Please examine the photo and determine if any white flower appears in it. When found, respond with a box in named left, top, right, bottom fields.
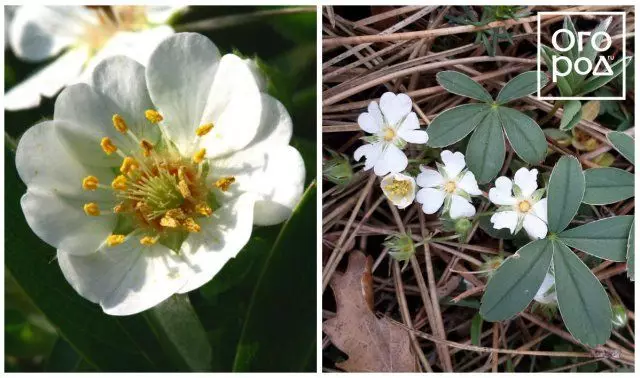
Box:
left=353, top=92, right=428, bottom=176
left=15, top=33, right=305, bottom=315
left=489, top=168, right=548, bottom=240
left=533, top=273, right=557, bottom=305
left=415, top=150, right=482, bottom=219
left=380, top=173, right=416, bottom=209
left=5, top=5, right=186, bottom=111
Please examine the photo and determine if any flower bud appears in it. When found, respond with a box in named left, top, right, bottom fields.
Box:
left=611, top=303, right=628, bottom=329
left=384, top=233, right=415, bottom=262
left=454, top=218, right=472, bottom=238
left=323, top=150, right=353, bottom=187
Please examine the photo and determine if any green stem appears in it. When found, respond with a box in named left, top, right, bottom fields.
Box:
left=539, top=100, right=564, bottom=125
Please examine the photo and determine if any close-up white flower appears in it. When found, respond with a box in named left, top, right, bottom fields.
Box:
left=380, top=172, right=416, bottom=209
left=5, top=5, right=186, bottom=111
left=533, top=273, right=557, bottom=305
left=15, top=32, right=305, bottom=316
left=415, top=150, right=482, bottom=219
left=353, top=92, right=428, bottom=176
left=488, top=168, right=548, bottom=240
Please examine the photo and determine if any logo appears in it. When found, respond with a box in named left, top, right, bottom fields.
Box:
left=537, top=12, right=626, bottom=100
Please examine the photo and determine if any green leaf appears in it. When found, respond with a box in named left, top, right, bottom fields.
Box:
left=496, top=71, right=548, bottom=104
left=465, top=110, right=505, bottom=184
left=146, top=295, right=212, bottom=372
left=547, top=156, right=585, bottom=233
left=426, top=103, right=492, bottom=147
left=627, top=220, right=634, bottom=281
left=577, top=57, right=632, bottom=96
left=562, top=16, right=579, bottom=62
left=436, top=70, right=494, bottom=102
left=558, top=215, right=634, bottom=262
left=541, top=45, right=573, bottom=96
left=583, top=167, right=634, bottom=205
left=470, top=313, right=483, bottom=346
left=607, top=131, right=635, bottom=165
left=559, top=100, right=582, bottom=131
left=552, top=240, right=612, bottom=347
left=497, top=107, right=547, bottom=164
left=580, top=16, right=612, bottom=65
left=480, top=239, right=554, bottom=321
left=233, top=182, right=316, bottom=371
left=46, top=338, right=87, bottom=372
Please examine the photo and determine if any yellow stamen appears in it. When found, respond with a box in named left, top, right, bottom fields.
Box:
left=184, top=217, right=201, bottom=233
left=195, top=202, right=213, bottom=217
left=106, top=234, right=126, bottom=246
left=83, top=202, right=100, bottom=216
left=192, top=148, right=206, bottom=164
left=82, top=176, right=99, bottom=191
left=195, top=123, right=214, bottom=137
left=100, top=137, right=117, bottom=155
left=140, top=235, right=158, bottom=246
left=444, top=181, right=456, bottom=193
left=144, top=109, right=163, bottom=124
left=178, top=179, right=191, bottom=199
left=166, top=208, right=186, bottom=220
left=113, top=203, right=126, bottom=213
left=120, top=157, right=139, bottom=174
left=160, top=215, right=180, bottom=228
left=140, top=139, right=153, bottom=157
left=112, top=114, right=128, bottom=133
left=385, top=179, right=411, bottom=197
left=383, top=127, right=396, bottom=142
left=111, top=175, right=128, bottom=191
left=215, top=176, right=235, bottom=192
left=518, top=200, right=532, bottom=213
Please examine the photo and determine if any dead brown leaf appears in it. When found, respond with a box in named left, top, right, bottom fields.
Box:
left=323, top=251, right=416, bottom=372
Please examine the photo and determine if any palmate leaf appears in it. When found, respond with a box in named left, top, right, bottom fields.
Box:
left=496, top=71, right=548, bottom=104
left=558, top=215, right=634, bottom=262
left=547, top=156, right=585, bottom=233
left=436, top=70, right=493, bottom=102
left=540, top=45, right=573, bottom=96
left=465, top=110, right=505, bottom=184
left=627, top=220, right=635, bottom=281
left=497, top=106, right=547, bottom=164
left=607, top=131, right=635, bottom=164
left=583, top=167, right=634, bottom=205
left=577, top=57, right=633, bottom=96
left=480, top=239, right=554, bottom=321
left=426, top=103, right=492, bottom=147
left=553, top=240, right=612, bottom=347
left=559, top=100, right=582, bottom=131
left=580, top=16, right=613, bottom=66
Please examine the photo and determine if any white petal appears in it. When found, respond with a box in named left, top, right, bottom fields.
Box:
left=142, top=5, right=187, bottom=24
left=4, top=47, right=89, bottom=111
left=457, top=171, right=482, bottom=196
left=241, top=58, right=267, bottom=92
left=367, top=101, right=384, bottom=129
left=57, top=237, right=191, bottom=316
left=79, top=26, right=175, bottom=84
left=534, top=273, right=557, bottom=304
left=514, top=167, right=539, bottom=198
left=416, top=188, right=446, bottom=215
left=531, top=198, right=548, bottom=224
left=9, top=5, right=90, bottom=61
left=357, top=112, right=382, bottom=134
left=379, top=92, right=412, bottom=126
left=177, top=194, right=255, bottom=293
left=373, top=144, right=408, bottom=176
left=397, top=113, right=428, bottom=144
left=416, top=168, right=444, bottom=188
left=381, top=173, right=416, bottom=209
left=490, top=211, right=519, bottom=234
left=240, top=93, right=292, bottom=152
left=198, top=54, right=263, bottom=158
left=440, top=150, right=467, bottom=178
left=523, top=213, right=548, bottom=240
left=449, top=195, right=476, bottom=219
left=489, top=176, right=517, bottom=206
left=354, top=142, right=384, bottom=172
left=146, top=33, right=221, bottom=153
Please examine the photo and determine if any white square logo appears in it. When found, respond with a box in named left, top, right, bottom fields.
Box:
left=537, top=11, right=627, bottom=100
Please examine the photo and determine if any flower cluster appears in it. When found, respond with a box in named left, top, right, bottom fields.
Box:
left=353, top=92, right=549, bottom=240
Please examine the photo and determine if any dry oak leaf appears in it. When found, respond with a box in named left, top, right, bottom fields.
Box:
left=323, top=250, right=416, bottom=372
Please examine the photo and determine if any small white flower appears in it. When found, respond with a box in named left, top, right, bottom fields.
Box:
left=533, top=273, right=557, bottom=305
left=415, top=150, right=482, bottom=219
left=489, top=168, right=548, bottom=240
left=380, top=173, right=416, bottom=209
left=354, top=92, right=428, bottom=176
left=16, top=33, right=305, bottom=315
left=5, top=5, right=186, bottom=111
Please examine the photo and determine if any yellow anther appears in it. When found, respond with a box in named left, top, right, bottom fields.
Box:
left=106, top=234, right=126, bottom=247
left=120, top=157, right=139, bottom=174
left=444, top=181, right=456, bottom=193
left=82, top=176, right=99, bottom=191
left=166, top=208, right=186, bottom=220
left=215, top=176, right=235, bottom=192
left=178, top=179, right=191, bottom=199
left=160, top=215, right=180, bottom=228
left=144, top=109, right=163, bottom=124
left=385, top=179, right=411, bottom=197
left=83, top=202, right=100, bottom=216
left=518, top=200, right=532, bottom=213
left=184, top=217, right=201, bottom=233
left=111, top=175, right=128, bottom=191
left=100, top=137, right=117, bottom=155
left=113, top=203, right=126, bottom=213
left=195, top=123, right=214, bottom=137
left=383, top=127, right=396, bottom=142
left=140, top=235, right=158, bottom=246
left=192, top=148, right=206, bottom=164
left=195, top=202, right=213, bottom=217
left=140, top=139, right=153, bottom=157
left=112, top=114, right=128, bottom=133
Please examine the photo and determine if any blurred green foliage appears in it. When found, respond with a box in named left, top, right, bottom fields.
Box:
left=4, top=6, right=316, bottom=372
